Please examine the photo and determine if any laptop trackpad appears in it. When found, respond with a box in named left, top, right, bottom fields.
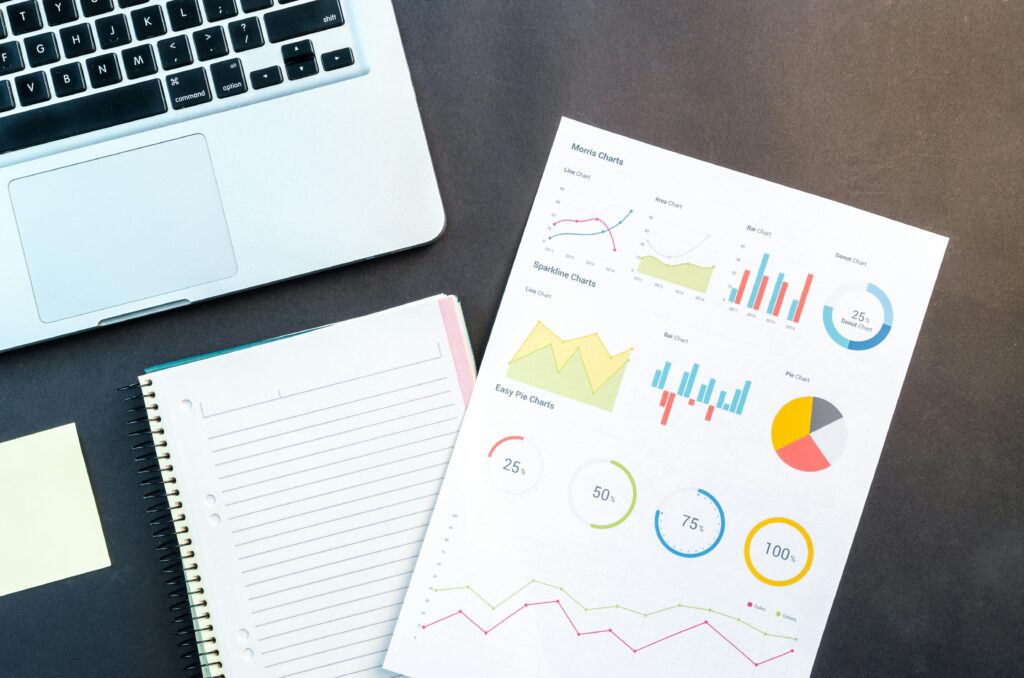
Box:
left=10, top=135, right=237, bottom=323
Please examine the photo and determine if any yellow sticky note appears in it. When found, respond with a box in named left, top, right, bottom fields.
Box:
left=0, top=423, right=110, bottom=597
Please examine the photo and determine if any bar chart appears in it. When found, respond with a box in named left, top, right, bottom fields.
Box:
left=650, top=360, right=752, bottom=424
left=728, top=251, right=814, bottom=323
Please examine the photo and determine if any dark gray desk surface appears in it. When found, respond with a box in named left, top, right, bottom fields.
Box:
left=2, top=2, right=1022, bottom=676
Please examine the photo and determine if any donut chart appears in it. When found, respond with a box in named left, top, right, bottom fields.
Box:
left=823, top=282, right=893, bottom=351
left=654, top=488, right=726, bottom=558
left=771, top=397, right=846, bottom=472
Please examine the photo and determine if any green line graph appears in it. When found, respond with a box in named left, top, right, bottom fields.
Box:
left=431, top=579, right=798, bottom=641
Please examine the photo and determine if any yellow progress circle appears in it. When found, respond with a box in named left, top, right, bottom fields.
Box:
left=744, top=517, right=814, bottom=587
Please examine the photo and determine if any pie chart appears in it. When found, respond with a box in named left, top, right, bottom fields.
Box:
left=771, top=397, right=846, bottom=472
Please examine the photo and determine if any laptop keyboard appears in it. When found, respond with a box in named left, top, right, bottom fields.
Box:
left=0, top=0, right=362, bottom=157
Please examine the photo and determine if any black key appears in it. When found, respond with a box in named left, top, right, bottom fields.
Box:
left=59, top=22, right=93, bottom=57
left=284, top=55, right=314, bottom=80
left=227, top=16, right=261, bottom=52
left=50, top=61, right=84, bottom=96
left=166, top=0, right=200, bottom=31
left=86, top=51, right=120, bottom=87
left=7, top=1, right=42, bottom=35
left=122, top=43, right=155, bottom=78
left=239, top=0, right=270, bottom=12
left=192, top=25, right=226, bottom=61
left=281, top=38, right=311, bottom=63
left=96, top=14, right=129, bottom=49
left=0, top=79, right=166, bottom=153
left=202, top=0, right=235, bottom=21
left=41, top=0, right=75, bottom=25
left=130, top=5, right=164, bottom=39
left=166, top=65, right=209, bottom=109
left=80, top=0, right=112, bottom=17
left=0, top=15, right=6, bottom=40
left=0, top=41, right=23, bottom=74
left=264, top=0, right=342, bottom=44
left=24, top=31, right=57, bottom=66
left=157, top=34, right=191, bottom=69
left=14, top=70, right=47, bottom=105
left=321, top=46, right=352, bottom=71
left=118, top=0, right=146, bottom=6
left=250, top=64, right=279, bottom=89
left=209, top=56, right=243, bottom=98
left=0, top=80, right=13, bottom=110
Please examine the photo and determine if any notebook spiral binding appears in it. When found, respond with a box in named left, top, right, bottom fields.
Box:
left=122, top=379, right=225, bottom=678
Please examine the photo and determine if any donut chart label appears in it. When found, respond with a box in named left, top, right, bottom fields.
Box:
left=823, top=282, right=893, bottom=350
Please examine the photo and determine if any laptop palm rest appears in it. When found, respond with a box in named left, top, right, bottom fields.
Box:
left=9, top=134, right=237, bottom=324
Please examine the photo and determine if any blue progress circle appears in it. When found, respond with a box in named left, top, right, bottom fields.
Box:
left=654, top=489, right=726, bottom=558
left=823, top=282, right=893, bottom=351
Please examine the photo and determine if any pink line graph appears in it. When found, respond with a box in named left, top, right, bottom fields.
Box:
left=551, top=217, right=617, bottom=251
left=421, top=599, right=795, bottom=667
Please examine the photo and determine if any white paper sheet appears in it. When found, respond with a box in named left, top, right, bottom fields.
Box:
left=385, top=119, right=947, bottom=678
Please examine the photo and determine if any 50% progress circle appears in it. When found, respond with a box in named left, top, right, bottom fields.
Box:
left=568, top=459, right=637, bottom=529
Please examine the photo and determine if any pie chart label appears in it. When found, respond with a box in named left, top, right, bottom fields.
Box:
left=771, top=397, right=846, bottom=472
left=823, top=282, right=893, bottom=351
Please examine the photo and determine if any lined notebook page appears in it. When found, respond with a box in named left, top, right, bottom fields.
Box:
left=146, top=296, right=474, bottom=678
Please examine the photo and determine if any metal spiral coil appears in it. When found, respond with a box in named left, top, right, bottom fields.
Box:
left=124, top=380, right=225, bottom=678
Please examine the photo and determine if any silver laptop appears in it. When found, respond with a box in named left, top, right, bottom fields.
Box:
left=0, top=0, right=443, bottom=352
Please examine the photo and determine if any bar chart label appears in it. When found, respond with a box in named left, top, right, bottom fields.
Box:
left=654, top=489, right=726, bottom=558
left=823, top=282, right=894, bottom=350
left=650, top=360, right=752, bottom=423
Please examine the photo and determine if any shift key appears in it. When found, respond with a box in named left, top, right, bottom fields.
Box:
left=264, top=0, right=343, bottom=44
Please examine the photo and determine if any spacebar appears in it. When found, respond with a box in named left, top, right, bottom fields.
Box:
left=0, top=80, right=167, bottom=155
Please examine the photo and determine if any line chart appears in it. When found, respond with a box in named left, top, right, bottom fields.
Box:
left=420, top=599, right=795, bottom=667
left=432, top=579, right=797, bottom=641
left=547, top=209, right=634, bottom=251
left=645, top=233, right=711, bottom=260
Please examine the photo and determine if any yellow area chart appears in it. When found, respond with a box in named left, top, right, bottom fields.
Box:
left=507, top=322, right=632, bottom=411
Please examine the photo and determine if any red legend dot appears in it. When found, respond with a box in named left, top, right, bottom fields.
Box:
left=747, top=601, right=753, bottom=607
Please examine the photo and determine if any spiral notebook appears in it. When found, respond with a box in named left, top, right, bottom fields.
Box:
left=125, top=296, right=475, bottom=678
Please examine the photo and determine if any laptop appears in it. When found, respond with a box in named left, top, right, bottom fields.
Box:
left=0, top=0, right=443, bottom=352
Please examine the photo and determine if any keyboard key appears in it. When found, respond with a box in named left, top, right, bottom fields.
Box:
left=239, top=0, right=270, bottom=12
left=41, top=0, right=76, bottom=25
left=167, top=0, right=200, bottom=31
left=130, top=4, right=164, bottom=39
left=284, top=55, right=315, bottom=80
left=122, top=43, right=155, bottom=78
left=0, top=79, right=166, bottom=153
left=96, top=14, right=130, bottom=49
left=0, top=41, right=23, bottom=74
left=193, top=25, right=226, bottom=61
left=157, top=34, right=191, bottom=69
left=50, top=61, right=84, bottom=96
left=264, top=0, right=342, bottom=44
left=14, top=70, right=47, bottom=105
left=209, top=56, right=243, bottom=98
left=59, top=22, right=94, bottom=57
left=7, top=1, right=42, bottom=35
left=0, top=80, right=14, bottom=111
left=86, top=51, right=120, bottom=87
left=80, top=0, right=113, bottom=17
left=227, top=16, right=261, bottom=52
left=118, top=0, right=147, bottom=6
left=281, top=38, right=311, bottom=63
left=166, top=65, right=209, bottom=109
left=202, top=0, right=235, bottom=21
left=321, top=46, right=352, bottom=71
left=0, top=15, right=6, bottom=40
left=24, top=31, right=57, bottom=66
left=249, top=64, right=279, bottom=89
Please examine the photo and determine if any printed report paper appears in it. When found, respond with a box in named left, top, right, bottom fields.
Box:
left=385, top=118, right=947, bottom=677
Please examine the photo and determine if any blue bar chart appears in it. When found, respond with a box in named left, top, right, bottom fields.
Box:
left=650, top=360, right=752, bottom=424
